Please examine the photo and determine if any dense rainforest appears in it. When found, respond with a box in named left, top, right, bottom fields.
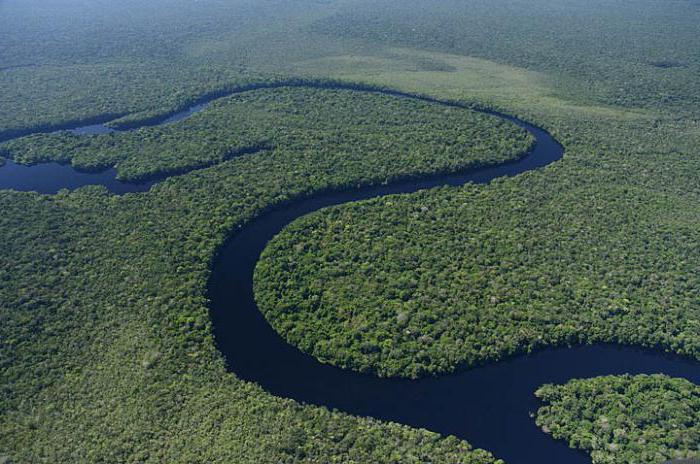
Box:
left=2, top=0, right=699, bottom=142
left=0, top=84, right=531, bottom=182
left=0, top=86, right=530, bottom=463
left=1, top=0, right=699, bottom=463
left=310, top=0, right=700, bottom=114
left=535, top=375, right=700, bottom=463
left=255, top=172, right=700, bottom=378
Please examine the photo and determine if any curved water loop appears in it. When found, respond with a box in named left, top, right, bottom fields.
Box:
left=205, top=96, right=699, bottom=464
left=0, top=80, right=537, bottom=194
left=2, top=83, right=697, bottom=463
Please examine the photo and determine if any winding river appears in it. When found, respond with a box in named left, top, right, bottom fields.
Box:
left=2, top=84, right=698, bottom=463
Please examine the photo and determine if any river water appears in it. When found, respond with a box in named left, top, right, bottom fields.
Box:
left=2, top=84, right=697, bottom=464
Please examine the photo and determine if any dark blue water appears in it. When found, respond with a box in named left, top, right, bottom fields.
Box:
left=0, top=160, right=157, bottom=194
left=0, top=100, right=209, bottom=194
left=2, top=83, right=697, bottom=463
left=207, top=110, right=700, bottom=463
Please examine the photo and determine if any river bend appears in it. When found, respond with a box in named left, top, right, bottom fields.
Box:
left=2, top=84, right=697, bottom=464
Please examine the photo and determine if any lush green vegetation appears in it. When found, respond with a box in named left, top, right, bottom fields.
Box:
left=0, top=0, right=328, bottom=140
left=535, top=375, right=700, bottom=464
left=0, top=84, right=531, bottom=182
left=0, top=87, right=529, bottom=463
left=2, top=0, right=700, bottom=462
left=0, top=65, right=261, bottom=142
left=310, top=0, right=700, bottom=115
left=255, top=152, right=700, bottom=377
left=4, top=0, right=700, bottom=143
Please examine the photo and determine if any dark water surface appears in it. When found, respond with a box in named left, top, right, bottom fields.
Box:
left=2, top=84, right=697, bottom=463
left=207, top=113, right=700, bottom=463
left=0, top=160, right=157, bottom=194
left=0, top=100, right=209, bottom=194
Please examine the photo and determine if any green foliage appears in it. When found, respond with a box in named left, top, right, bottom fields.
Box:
left=0, top=84, right=532, bottom=182
left=310, top=0, right=700, bottom=114
left=0, top=64, right=265, bottom=142
left=0, top=87, right=526, bottom=463
left=255, top=146, right=700, bottom=377
left=2, top=0, right=700, bottom=462
left=0, top=0, right=334, bottom=140
left=535, top=375, right=700, bottom=464
left=5, top=0, right=700, bottom=146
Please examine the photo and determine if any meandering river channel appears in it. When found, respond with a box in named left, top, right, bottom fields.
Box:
left=2, top=84, right=698, bottom=464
